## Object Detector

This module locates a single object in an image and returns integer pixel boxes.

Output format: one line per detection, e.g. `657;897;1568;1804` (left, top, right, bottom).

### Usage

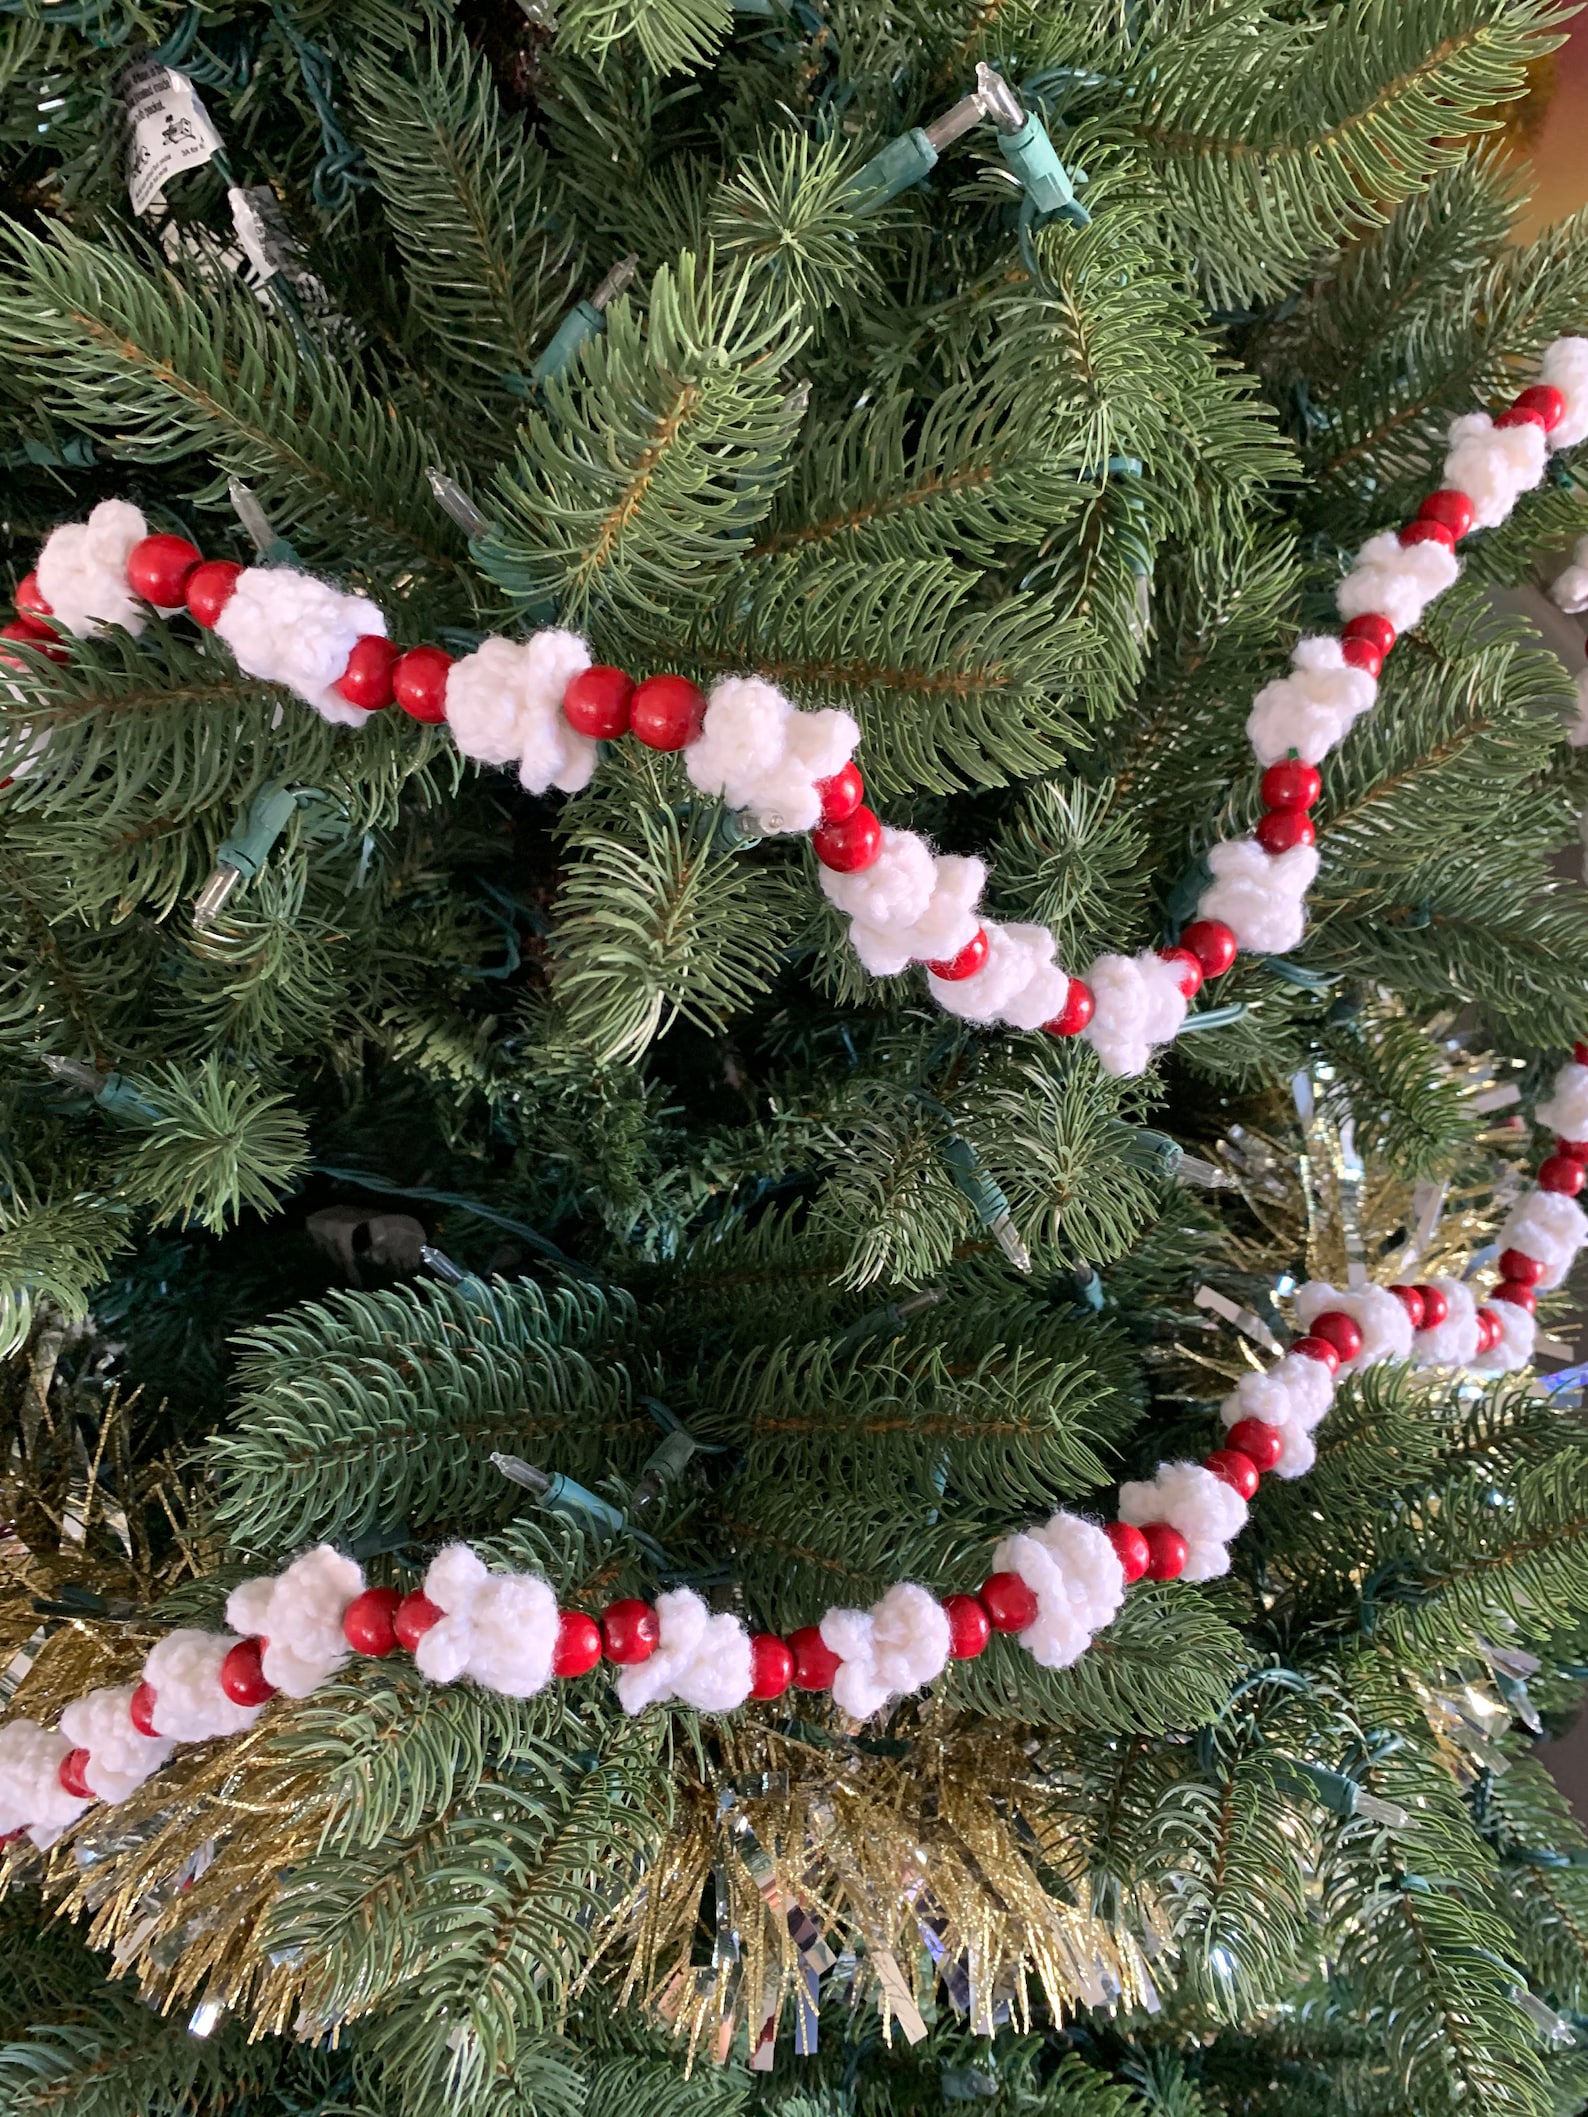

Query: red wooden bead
943;1593;992;1658
219;1638;276;1706
926;928;989;982
1416;490;1476;540
342;1586;403;1657
1414;1283;1448;1329
1491;1281;1535;1313
1474;1307;1501;1352
562;665;634;740
1227;1417;1283;1474
1496;404;1546;430
1260;759;1322;810
1179;918;1239;979
812;804;883;873
979;1571;1039;1632
1045;978;1095;1037
127;533;201;607
748;1633;795;1697
1340;635;1384;678
1310;1310;1364;1363
630;674;706;751
600;1599;660;1665
9;611;56;642
1205;1448;1260;1501
1105;1521;1151;1583
185;559;244;629
1540;1154;1587;1196
1388;1284;1426;1329
1557;1136;1588;1163
1291;1334;1341;1374
1498;1249;1545;1286
1514;384;1566;431
551;1611;603;1678
15;572;53;628
334;634;400;711
1160;946;1203;998
1576;1041;1588;1066
392;646;453;724
815;761;864;823
58;1749;94;1801
0;621;64;664
789;1624;842;1690
1139;1523;1189;1582
393;1591;444;1652
1255;809;1316;855
129;1681;159;1738
1342;613;1396;657
1398;517;1455;550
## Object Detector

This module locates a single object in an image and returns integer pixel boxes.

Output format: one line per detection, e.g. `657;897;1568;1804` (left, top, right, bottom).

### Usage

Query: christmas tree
4;1;1588;2112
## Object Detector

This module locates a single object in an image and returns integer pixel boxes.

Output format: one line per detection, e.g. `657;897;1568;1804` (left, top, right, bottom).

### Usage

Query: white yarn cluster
1118;1461;1248;1582
0;1721;90;1848
1335;529;1460;634
1549;534;1588;615
414;1545;560;1697
1197;838;1319;955
822;830;986;982
1442;412;1547;530
1542;337;1588;449
928;917;1067;1028
1246;637;1379;767
1412;1274;1480;1368
59;1685;173;1804
684;677;859;835
447;632;596;795
1535;1060;1588;1145
35;500;148;640
821;1584;951;1718
1217;1350;1337;1480
992;1512;1127;1669
142;1629;264;1741
213;568;386;729
614;1588;753;1714
1082;951;1189;1078
1497;1190;1588;1293
1295;1282;1415;1371
226;1543;362;1698
1474;1300;1537;1374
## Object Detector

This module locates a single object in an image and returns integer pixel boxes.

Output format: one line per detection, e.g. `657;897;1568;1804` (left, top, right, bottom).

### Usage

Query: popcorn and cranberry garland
9;336;1588;1079
0;1049;1582;1850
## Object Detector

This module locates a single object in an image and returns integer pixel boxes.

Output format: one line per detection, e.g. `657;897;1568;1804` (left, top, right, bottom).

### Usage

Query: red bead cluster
2;569;65;668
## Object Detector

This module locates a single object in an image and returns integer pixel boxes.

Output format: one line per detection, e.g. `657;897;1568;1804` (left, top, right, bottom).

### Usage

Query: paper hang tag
228;185;296;285
123;58;222;217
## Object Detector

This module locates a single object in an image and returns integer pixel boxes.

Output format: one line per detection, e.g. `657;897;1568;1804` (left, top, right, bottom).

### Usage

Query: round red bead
1340;636;1383;678
1540;1154;1586;1196
1045;978;1095;1038
129;1681;159;1738
393;1591;443;1652
1398;517;1455;550
748;1633;795;1697
1492;1281;1535;1313
1226;1418;1283;1473
127;533;201;607
334;634;400;711
15;572;53;628
812;804;883;873
943;1593;992;1659
1105;1521;1151;1584
1498;1249;1544;1286
1474;1308;1501;1352
1261;759;1322;811
219;1638;276;1706
58;1749;94;1801
342;1586;403;1657
1310;1310;1364;1363
1388;1284;1426;1329
979;1572;1038;1632
1160;946;1203;998
1291;1334;1341;1373
0;621;63;664
815;761;864;823
551;1611;603;1679
1496;404;1546;430
1343;613;1396;657
1256;809;1316;855
1179;918;1239;980
926;928;989;982
1205;1448;1259;1501
1558;1136;1588;1164
9;611;55;643
1416;490;1475;540
1139;1523;1189;1582
1514;385;1566;431
789;1625;842;1690
1414;1284;1449;1329
630;674;705;751
185;559;244;629
392;646;453;724
1574;1041;1588;1066
562;665;634;740
600;1599;660;1665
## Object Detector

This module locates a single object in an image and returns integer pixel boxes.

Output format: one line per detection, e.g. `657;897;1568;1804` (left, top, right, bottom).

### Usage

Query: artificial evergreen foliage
4;2;1588;2114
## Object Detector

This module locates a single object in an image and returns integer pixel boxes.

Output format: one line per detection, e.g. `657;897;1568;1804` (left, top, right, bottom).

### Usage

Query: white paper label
123;58;222;216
